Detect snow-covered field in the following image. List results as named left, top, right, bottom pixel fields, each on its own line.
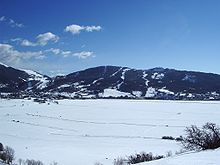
left=0, top=99, right=220, bottom=165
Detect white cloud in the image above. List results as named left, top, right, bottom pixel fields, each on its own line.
left=36, top=32, right=59, bottom=46
left=85, top=26, right=102, bottom=32
left=10, top=38, right=36, bottom=47
left=11, top=32, right=59, bottom=47
left=9, top=19, right=14, bottom=24
left=0, top=16, right=6, bottom=22
left=34, top=55, right=46, bottom=60
left=10, top=38, right=22, bottom=42
left=73, top=51, right=94, bottom=59
left=61, top=51, right=71, bottom=57
left=65, top=24, right=84, bottom=34
left=9, top=19, right=24, bottom=28
left=45, top=48, right=71, bottom=57
left=21, top=39, right=37, bottom=46
left=45, top=48, right=61, bottom=55
left=0, top=43, right=44, bottom=64
left=49, top=70, right=66, bottom=76
left=0, top=16, right=24, bottom=28
left=45, top=48, right=94, bottom=59
left=65, top=24, right=102, bottom=35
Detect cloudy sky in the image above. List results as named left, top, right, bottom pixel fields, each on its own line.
left=1, top=0, right=220, bottom=76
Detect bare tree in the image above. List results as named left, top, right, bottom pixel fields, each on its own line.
left=0, top=151, right=7, bottom=163
left=113, top=157, right=126, bottom=165
left=4, top=146, right=15, bottom=164
left=0, top=143, right=3, bottom=151
left=182, top=122, right=220, bottom=150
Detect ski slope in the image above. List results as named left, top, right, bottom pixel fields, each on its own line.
left=0, top=99, right=220, bottom=165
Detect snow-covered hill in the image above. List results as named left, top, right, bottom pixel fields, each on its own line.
left=140, top=149, right=220, bottom=165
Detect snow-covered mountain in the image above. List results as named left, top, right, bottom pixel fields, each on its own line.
left=1, top=64, right=220, bottom=100
left=45, top=66, right=220, bottom=100
left=0, top=63, right=50, bottom=93
left=20, top=69, right=50, bottom=90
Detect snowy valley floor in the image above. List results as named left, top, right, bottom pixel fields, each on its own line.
left=0, top=99, right=220, bottom=165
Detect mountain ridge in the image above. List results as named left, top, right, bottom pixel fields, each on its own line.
left=0, top=63, right=220, bottom=100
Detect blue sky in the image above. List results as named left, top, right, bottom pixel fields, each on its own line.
left=0, top=0, right=220, bottom=76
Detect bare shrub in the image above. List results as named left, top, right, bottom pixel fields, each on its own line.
left=175, top=136, right=183, bottom=141
left=166, top=151, right=172, bottom=157
left=175, top=149, right=186, bottom=155
left=127, top=152, right=164, bottom=164
left=50, top=161, right=58, bottom=165
left=113, top=157, right=127, bottom=165
left=18, top=158, right=25, bottom=165
left=182, top=122, right=220, bottom=150
left=25, top=159, right=44, bottom=165
left=3, top=146, right=15, bottom=164
left=94, top=162, right=103, bottom=165
left=162, top=136, right=175, bottom=140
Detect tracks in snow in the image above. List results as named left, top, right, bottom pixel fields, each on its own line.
left=11, top=119, right=78, bottom=132
left=0, top=132, right=162, bottom=142
left=50, top=133, right=161, bottom=140
left=26, top=113, right=186, bottom=128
